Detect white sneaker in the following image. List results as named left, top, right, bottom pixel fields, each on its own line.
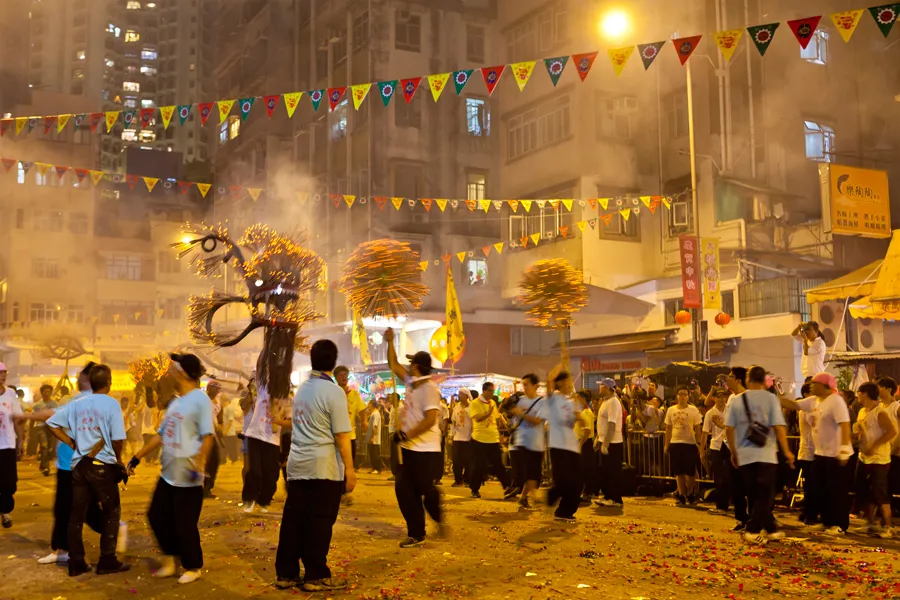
left=258, top=505, right=269, bottom=514
left=117, top=522, right=128, bottom=554
left=154, top=556, right=176, bottom=578
left=742, top=532, right=767, bottom=545
left=767, top=531, right=785, bottom=541
left=876, top=527, right=894, bottom=539
left=824, top=526, right=845, bottom=536
left=243, top=501, right=256, bottom=514
left=178, top=570, right=201, bottom=584
left=38, top=551, right=67, bottom=565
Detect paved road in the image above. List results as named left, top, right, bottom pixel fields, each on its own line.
left=2, top=458, right=899, bottom=600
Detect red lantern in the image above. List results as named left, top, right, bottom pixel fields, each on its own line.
left=715, top=312, right=732, bottom=328
left=674, top=310, right=692, bottom=326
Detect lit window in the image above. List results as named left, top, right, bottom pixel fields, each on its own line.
left=139, top=130, right=156, bottom=142
left=218, top=121, right=228, bottom=144
left=140, top=65, right=157, bottom=76
left=466, top=98, right=490, bottom=136
left=330, top=99, right=349, bottom=140
left=141, top=48, right=157, bottom=60
left=229, top=116, right=240, bottom=139
left=75, top=50, right=86, bottom=60
left=804, top=120, right=834, bottom=162
left=123, top=81, right=140, bottom=92
left=105, top=58, right=115, bottom=68
left=127, top=1, right=141, bottom=9
left=466, top=173, right=486, bottom=201
left=123, top=98, right=137, bottom=108
left=800, top=30, right=828, bottom=65
left=141, top=98, right=155, bottom=108
left=467, top=258, right=487, bottom=286
left=121, top=129, right=136, bottom=141
left=124, top=30, right=140, bottom=43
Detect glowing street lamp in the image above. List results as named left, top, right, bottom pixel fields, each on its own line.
left=599, top=9, right=631, bottom=42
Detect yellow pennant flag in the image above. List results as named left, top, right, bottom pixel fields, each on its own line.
left=89, top=170, right=104, bottom=185
left=143, top=176, right=159, bottom=193
left=640, top=196, right=652, bottom=207
left=283, top=92, right=303, bottom=118
left=510, top=61, right=537, bottom=91
left=576, top=221, right=587, bottom=233
left=427, top=73, right=451, bottom=102
left=435, top=199, right=448, bottom=212
left=105, top=111, right=120, bottom=132
left=608, top=47, right=635, bottom=76
left=445, top=267, right=465, bottom=364
left=831, top=10, right=864, bottom=43
left=343, top=194, right=356, bottom=208
left=351, top=309, right=372, bottom=366
left=159, top=106, right=176, bottom=129
left=296, top=191, right=309, bottom=204
left=350, top=84, right=371, bottom=110
left=391, top=197, right=403, bottom=210
left=248, top=187, right=263, bottom=201
left=217, top=99, right=235, bottom=123
left=662, top=196, right=671, bottom=209
left=479, top=200, right=490, bottom=213
left=36, top=163, right=51, bottom=176
left=714, top=29, right=743, bottom=63
left=197, top=183, right=211, bottom=198
left=419, top=261, right=428, bottom=272
left=599, top=198, right=609, bottom=210
left=456, top=251, right=467, bottom=263
left=620, top=208, right=631, bottom=221
left=562, top=199, right=573, bottom=211
left=56, top=114, right=71, bottom=133
left=530, top=233, right=540, bottom=246
left=493, top=242, right=504, bottom=254
left=15, top=117, right=27, bottom=135
left=521, top=200, right=532, bottom=213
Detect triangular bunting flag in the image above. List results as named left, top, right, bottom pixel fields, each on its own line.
left=436, top=199, right=448, bottom=212
left=662, top=197, right=671, bottom=209
left=588, top=198, right=597, bottom=210
left=89, top=170, right=104, bottom=185
left=43, top=116, right=57, bottom=135
left=73, top=114, right=86, bottom=128
left=175, top=104, right=191, bottom=126
left=520, top=236, right=529, bottom=248
left=456, top=252, right=466, bottom=263
left=443, top=253, right=452, bottom=266
left=510, top=61, right=536, bottom=91
left=343, top=194, right=356, bottom=208
left=73, top=168, right=89, bottom=182
left=143, top=176, right=159, bottom=193
left=608, top=47, right=635, bottom=76
left=452, top=70, right=473, bottom=95
left=419, top=261, right=428, bottom=272
left=54, top=165, right=69, bottom=180
left=1, top=158, right=17, bottom=172
left=599, top=198, right=609, bottom=210
left=330, top=193, right=341, bottom=208
left=787, top=16, right=822, bottom=49
left=492, top=200, right=503, bottom=211
left=465, top=200, right=476, bottom=212
left=373, top=196, right=387, bottom=210
left=197, top=183, right=211, bottom=198
left=327, top=87, right=347, bottom=111
left=601, top=214, right=612, bottom=226
left=521, top=200, right=532, bottom=212
left=640, top=196, right=652, bottom=207
left=27, top=118, right=38, bottom=133
left=637, top=42, right=666, bottom=70
left=714, top=29, right=743, bottom=62
left=673, top=36, right=702, bottom=65
left=229, top=185, right=243, bottom=199
left=544, top=56, right=569, bottom=86
left=178, top=181, right=193, bottom=195
left=530, top=233, right=541, bottom=246
left=572, top=51, right=599, bottom=81
left=549, top=200, right=560, bottom=211
left=479, top=200, right=490, bottom=213
left=421, top=198, right=433, bottom=212
left=494, top=242, right=504, bottom=254
left=400, top=78, right=422, bottom=104
left=648, top=199, right=659, bottom=214
left=263, top=95, right=280, bottom=118
left=427, top=73, right=451, bottom=102
left=391, top=197, right=403, bottom=210
left=559, top=225, right=570, bottom=237
left=283, top=92, right=303, bottom=117
left=296, top=191, right=309, bottom=204
left=481, top=65, right=505, bottom=95
left=125, top=174, right=139, bottom=190
left=509, top=200, right=519, bottom=213
left=35, top=162, right=51, bottom=176
left=746, top=23, right=780, bottom=56
left=870, top=4, right=900, bottom=37
left=350, top=84, right=371, bottom=110
left=239, top=97, right=255, bottom=121
left=159, top=106, right=175, bottom=129
left=831, top=10, right=864, bottom=42
left=309, top=90, right=325, bottom=112
left=248, top=188, right=263, bottom=202
left=482, top=245, right=491, bottom=257
left=57, top=114, right=71, bottom=133
left=15, top=117, right=27, bottom=135
left=105, top=111, right=120, bottom=132
left=217, top=99, right=235, bottom=123
left=139, top=107, right=154, bottom=129
left=0, top=119, right=10, bottom=137
left=198, top=102, right=214, bottom=125
left=377, top=81, right=397, bottom=107
left=562, top=199, right=573, bottom=211
left=589, top=218, right=598, bottom=229
left=122, top=110, right=138, bottom=129
left=576, top=221, right=587, bottom=233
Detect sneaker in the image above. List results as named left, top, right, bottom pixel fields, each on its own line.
left=38, top=551, right=68, bottom=565
left=707, top=508, right=728, bottom=516
left=302, top=577, right=348, bottom=592
left=371, top=470, right=381, bottom=475
left=518, top=497, right=532, bottom=510
left=608, top=500, right=624, bottom=508
left=876, top=527, right=894, bottom=539
left=399, top=536, right=425, bottom=548
left=767, top=531, right=786, bottom=541
left=68, top=561, right=92, bottom=577
left=178, top=570, right=201, bottom=584
left=732, top=521, right=747, bottom=532
left=1, top=514, right=11, bottom=528
left=154, top=556, right=177, bottom=578
left=243, top=501, right=256, bottom=514
left=806, top=522, right=825, bottom=531
left=674, top=494, right=687, bottom=506
left=594, top=498, right=615, bottom=507
left=824, top=526, right=845, bottom=536
left=743, top=532, right=767, bottom=546
left=554, top=515, right=577, bottom=523
left=275, top=578, right=299, bottom=590
left=258, top=505, right=270, bottom=514
left=470, top=491, right=481, bottom=499
left=96, top=560, right=131, bottom=575
left=451, top=482, right=464, bottom=488
left=117, top=521, right=128, bottom=554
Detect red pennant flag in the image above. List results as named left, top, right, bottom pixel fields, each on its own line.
left=442, top=253, right=452, bottom=266
left=572, top=52, right=599, bottom=81
left=327, top=87, right=347, bottom=111
left=54, top=165, right=69, bottom=180
left=263, top=95, right=280, bottom=118
left=465, top=200, right=476, bottom=211
left=43, top=116, right=57, bottom=135
left=0, top=120, right=10, bottom=137
left=73, top=168, right=89, bottom=182
left=482, top=245, right=492, bottom=257
left=90, top=113, right=104, bottom=132
left=672, top=35, right=703, bottom=65
left=330, top=193, right=341, bottom=208
left=229, top=185, right=243, bottom=199
left=198, top=102, right=215, bottom=125
left=126, top=174, right=140, bottom=190
left=481, top=65, right=505, bottom=95
left=559, top=225, right=569, bottom=237
left=400, top=77, right=422, bottom=104
left=139, top=108, right=155, bottom=129
left=787, top=16, right=822, bottom=49
left=601, top=214, right=613, bottom=226
left=519, top=236, right=529, bottom=248
left=374, top=196, right=387, bottom=210
left=178, top=181, right=193, bottom=195
left=1, top=158, right=17, bottom=172
left=421, top=198, right=433, bottom=212
left=588, top=198, right=597, bottom=210
left=648, top=199, right=659, bottom=214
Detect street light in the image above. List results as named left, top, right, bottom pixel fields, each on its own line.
left=599, top=9, right=631, bottom=41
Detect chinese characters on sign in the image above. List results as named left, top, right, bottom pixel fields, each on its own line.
left=679, top=235, right=702, bottom=309
left=829, top=165, right=891, bottom=239
left=700, top=237, right=721, bottom=310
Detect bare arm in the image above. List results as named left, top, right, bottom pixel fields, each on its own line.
left=775, top=425, right=794, bottom=468
left=472, top=405, right=495, bottom=423
left=335, top=431, right=356, bottom=492
left=664, top=422, right=672, bottom=448
left=725, top=426, right=738, bottom=467
left=385, top=329, right=409, bottom=381
left=47, top=425, right=76, bottom=450
left=112, top=440, right=125, bottom=464
left=134, top=434, right=162, bottom=460
left=15, top=409, right=56, bottom=423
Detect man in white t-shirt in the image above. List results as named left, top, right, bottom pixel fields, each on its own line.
left=792, top=322, right=827, bottom=381
left=875, top=377, right=900, bottom=513
left=385, top=328, right=443, bottom=548
left=0, top=363, right=24, bottom=528
left=241, top=375, right=285, bottom=514
left=664, top=385, right=703, bottom=505
left=450, top=390, right=473, bottom=487
left=594, top=378, right=624, bottom=507
left=701, top=389, right=729, bottom=515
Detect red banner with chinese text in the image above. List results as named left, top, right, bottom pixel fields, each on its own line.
left=679, top=235, right=702, bottom=309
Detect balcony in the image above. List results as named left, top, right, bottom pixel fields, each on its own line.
left=737, top=277, right=829, bottom=322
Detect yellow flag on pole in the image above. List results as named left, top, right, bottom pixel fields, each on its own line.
left=427, top=73, right=451, bottom=101
left=701, top=237, right=722, bottom=310
left=351, top=309, right=372, bottom=366
left=714, top=29, right=743, bottom=62
left=510, top=61, right=537, bottom=91
left=607, top=47, right=635, bottom=76
left=446, top=267, right=466, bottom=364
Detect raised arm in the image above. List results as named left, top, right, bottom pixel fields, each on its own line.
left=384, top=328, right=409, bottom=381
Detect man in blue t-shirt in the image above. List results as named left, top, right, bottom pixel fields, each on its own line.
left=507, top=374, right=545, bottom=509
left=46, top=364, right=129, bottom=577
left=275, top=339, right=354, bottom=593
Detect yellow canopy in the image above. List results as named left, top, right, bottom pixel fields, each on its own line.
left=805, top=260, right=882, bottom=304
left=848, top=296, right=900, bottom=319
left=847, top=230, right=900, bottom=320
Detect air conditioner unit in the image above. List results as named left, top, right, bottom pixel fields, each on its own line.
left=856, top=318, right=885, bottom=353
left=812, top=301, right=846, bottom=352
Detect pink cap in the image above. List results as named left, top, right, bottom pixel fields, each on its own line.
left=0, top=362, right=6, bottom=371
left=811, top=372, right=836, bottom=390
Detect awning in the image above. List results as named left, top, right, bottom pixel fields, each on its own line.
left=805, top=260, right=882, bottom=303
left=831, top=350, right=900, bottom=365
left=846, top=230, right=900, bottom=319
left=567, top=328, right=678, bottom=357
left=644, top=338, right=735, bottom=362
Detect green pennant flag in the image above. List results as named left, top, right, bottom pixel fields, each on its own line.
left=177, top=104, right=192, bottom=125
left=27, top=117, right=38, bottom=133
left=73, top=113, right=86, bottom=128
left=746, top=23, right=780, bottom=56
left=309, top=89, right=325, bottom=112
left=636, top=42, right=665, bottom=70
left=239, top=97, right=255, bottom=122
left=377, top=81, right=398, bottom=107
left=123, top=110, right=136, bottom=129
left=543, top=56, right=568, bottom=86
left=452, top=69, right=473, bottom=95
left=869, top=3, right=900, bottom=37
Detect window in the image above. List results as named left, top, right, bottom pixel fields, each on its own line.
left=140, top=65, right=157, bottom=76
left=122, top=129, right=137, bottom=141
left=32, top=258, right=60, bottom=279
left=11, top=302, right=19, bottom=322
left=604, top=207, right=639, bottom=239
left=510, top=327, right=560, bottom=355
left=125, top=30, right=140, bottom=43
left=466, top=24, right=485, bottom=62
left=229, top=115, right=240, bottom=140
left=505, top=3, right=568, bottom=59
left=467, top=258, right=487, bottom=286
left=663, top=298, right=685, bottom=326
left=507, top=95, right=571, bottom=161
left=34, top=210, right=64, bottom=232
left=330, top=99, right=349, bottom=140
left=666, top=92, right=689, bottom=140
left=466, top=97, right=490, bottom=136
left=105, top=255, right=142, bottom=280
left=721, top=290, right=735, bottom=317
left=353, top=11, right=369, bottom=50
left=160, top=298, right=181, bottom=320
left=105, top=58, right=115, bottom=68
left=67, top=305, right=85, bottom=324
left=218, top=121, right=228, bottom=144
left=466, top=173, right=486, bottom=201
left=75, top=49, right=86, bottom=60
left=394, top=10, right=421, bottom=52
left=123, top=81, right=140, bottom=92
left=69, top=212, right=89, bottom=234
left=127, top=1, right=141, bottom=9
left=99, top=301, right=155, bottom=325
left=507, top=202, right=573, bottom=241
left=596, top=95, right=637, bottom=140
left=800, top=30, right=828, bottom=65
left=123, top=98, right=137, bottom=109
left=30, top=302, right=59, bottom=324
left=668, top=198, right=693, bottom=236
left=395, top=99, right=421, bottom=129
left=141, top=48, right=157, bottom=60
left=804, top=120, right=834, bottom=162
left=158, top=250, right=180, bottom=274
